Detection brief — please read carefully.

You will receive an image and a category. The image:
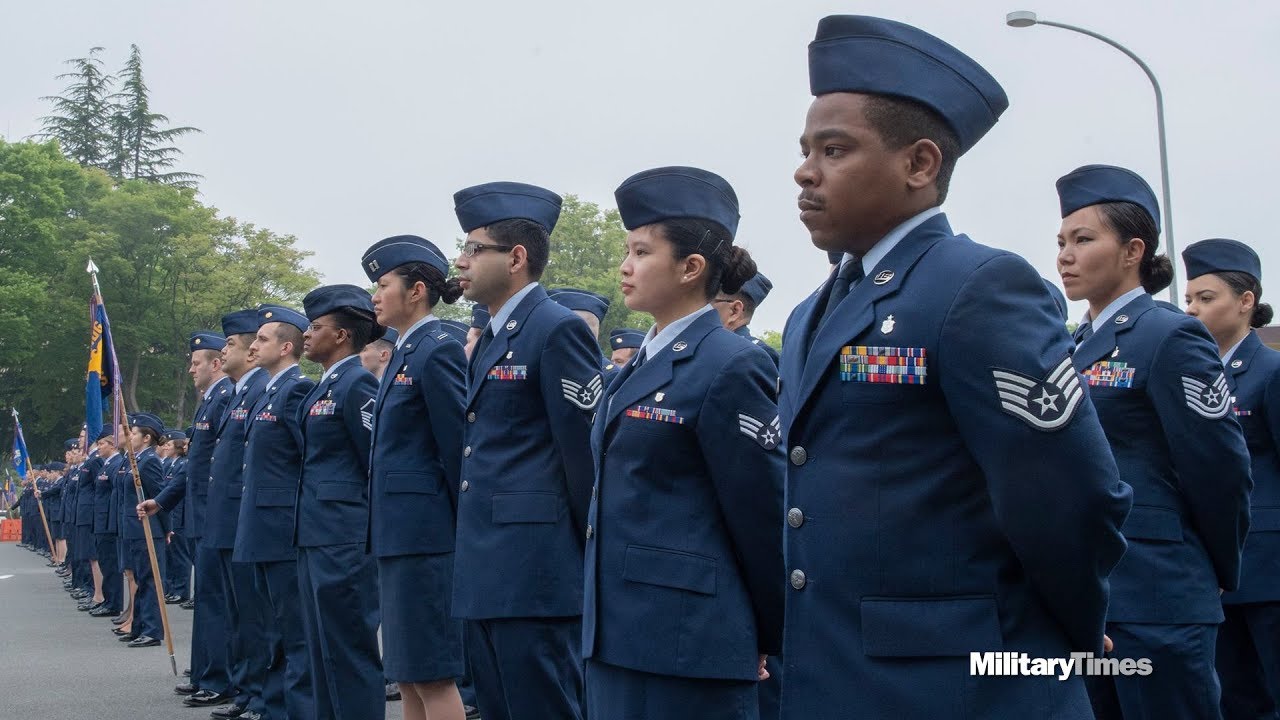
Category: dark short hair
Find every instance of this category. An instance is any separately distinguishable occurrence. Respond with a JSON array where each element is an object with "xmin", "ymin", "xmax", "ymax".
[
  {"xmin": 330, "ymin": 308, "xmax": 378, "ymax": 353},
  {"xmin": 273, "ymin": 323, "xmax": 305, "ymax": 360},
  {"xmin": 486, "ymin": 218, "xmax": 550, "ymax": 279},
  {"xmin": 862, "ymin": 95, "xmax": 961, "ymax": 204}
]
